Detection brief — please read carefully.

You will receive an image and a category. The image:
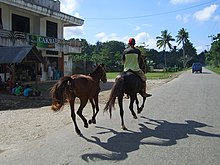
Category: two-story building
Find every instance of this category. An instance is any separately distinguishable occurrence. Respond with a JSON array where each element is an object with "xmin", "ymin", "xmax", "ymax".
[{"xmin": 0, "ymin": 0, "xmax": 84, "ymax": 83}]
